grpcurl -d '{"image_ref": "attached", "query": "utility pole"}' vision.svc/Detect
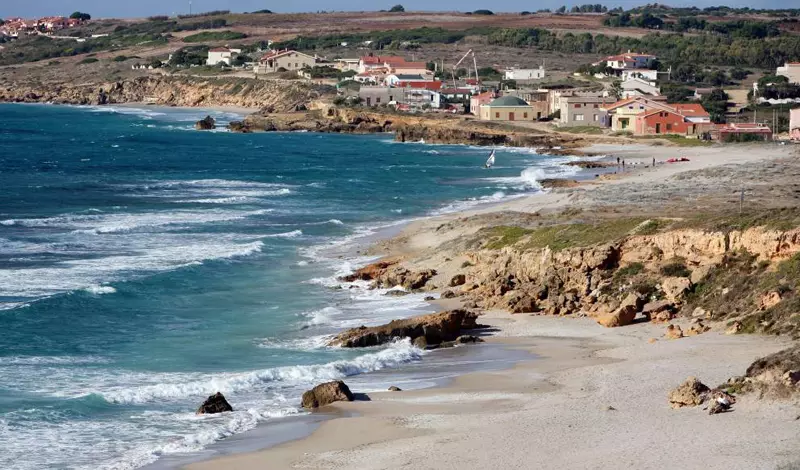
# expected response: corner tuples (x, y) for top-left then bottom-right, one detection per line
(189, 1), (192, 15)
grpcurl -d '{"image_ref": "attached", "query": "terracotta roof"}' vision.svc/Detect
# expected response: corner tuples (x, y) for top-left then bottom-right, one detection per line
(209, 47), (231, 53)
(674, 104), (710, 118)
(392, 62), (427, 69)
(397, 81), (442, 91)
(361, 55), (410, 65)
(440, 88), (472, 94)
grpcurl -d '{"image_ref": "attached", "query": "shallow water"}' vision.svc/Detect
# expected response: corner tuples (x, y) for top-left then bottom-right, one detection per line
(0, 103), (580, 469)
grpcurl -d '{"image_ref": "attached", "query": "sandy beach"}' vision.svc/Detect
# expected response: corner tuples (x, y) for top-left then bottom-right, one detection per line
(187, 141), (800, 470)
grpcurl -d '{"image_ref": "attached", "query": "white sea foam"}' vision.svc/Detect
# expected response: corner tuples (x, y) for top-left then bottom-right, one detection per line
(97, 339), (423, 405)
(264, 230), (303, 239)
(3, 208), (272, 233)
(0, 355), (111, 366)
(83, 285), (117, 295)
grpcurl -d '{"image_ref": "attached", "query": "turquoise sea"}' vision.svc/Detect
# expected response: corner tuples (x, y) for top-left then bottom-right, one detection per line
(0, 103), (584, 469)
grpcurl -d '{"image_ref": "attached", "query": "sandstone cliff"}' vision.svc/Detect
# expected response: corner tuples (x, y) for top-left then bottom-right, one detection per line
(0, 76), (334, 112)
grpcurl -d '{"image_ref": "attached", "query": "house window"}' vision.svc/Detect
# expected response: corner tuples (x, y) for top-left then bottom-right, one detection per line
(666, 123), (672, 131)
(376, 97), (381, 104)
(575, 114), (585, 121)
(524, 112), (528, 118)
(593, 114), (598, 121)
(495, 112), (500, 118)
(628, 105), (634, 109)
(593, 104), (599, 108)
(574, 104), (582, 108)
(389, 95), (393, 101)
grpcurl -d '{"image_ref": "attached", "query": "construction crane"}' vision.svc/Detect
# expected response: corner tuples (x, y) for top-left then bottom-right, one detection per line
(451, 49), (480, 90)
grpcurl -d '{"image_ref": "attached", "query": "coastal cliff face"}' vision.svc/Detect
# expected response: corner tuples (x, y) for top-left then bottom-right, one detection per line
(241, 107), (582, 148)
(0, 76), (333, 112)
(367, 220), (800, 339)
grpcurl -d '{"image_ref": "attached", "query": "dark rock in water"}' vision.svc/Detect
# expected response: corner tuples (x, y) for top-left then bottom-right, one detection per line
(195, 115), (216, 130)
(424, 296), (436, 301)
(301, 380), (354, 409)
(384, 290), (410, 297)
(328, 309), (481, 348)
(227, 120), (252, 133)
(196, 392), (233, 415)
(388, 386), (402, 392)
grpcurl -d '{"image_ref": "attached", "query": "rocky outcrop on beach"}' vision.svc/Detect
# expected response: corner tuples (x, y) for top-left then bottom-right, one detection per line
(196, 392), (233, 414)
(338, 258), (436, 291)
(720, 346), (800, 399)
(328, 309), (481, 348)
(668, 377), (711, 408)
(301, 381), (354, 409)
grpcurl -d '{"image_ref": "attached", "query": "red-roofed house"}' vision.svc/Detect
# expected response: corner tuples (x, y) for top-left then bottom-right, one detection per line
(359, 55), (430, 76)
(594, 51), (657, 80)
(718, 123), (773, 142)
(604, 97), (711, 136)
(396, 80), (443, 91)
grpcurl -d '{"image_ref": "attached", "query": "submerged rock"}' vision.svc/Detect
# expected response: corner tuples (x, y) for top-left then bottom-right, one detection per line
(196, 392), (233, 414)
(301, 380), (354, 409)
(388, 386), (402, 392)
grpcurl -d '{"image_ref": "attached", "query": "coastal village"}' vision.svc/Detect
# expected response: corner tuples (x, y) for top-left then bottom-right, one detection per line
(3, 5), (800, 470)
(1, 7), (800, 142)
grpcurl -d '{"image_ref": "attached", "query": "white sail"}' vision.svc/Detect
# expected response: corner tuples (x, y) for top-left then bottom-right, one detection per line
(485, 150), (496, 168)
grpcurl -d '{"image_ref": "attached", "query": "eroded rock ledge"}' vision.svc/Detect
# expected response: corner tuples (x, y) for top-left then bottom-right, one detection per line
(328, 309), (483, 349)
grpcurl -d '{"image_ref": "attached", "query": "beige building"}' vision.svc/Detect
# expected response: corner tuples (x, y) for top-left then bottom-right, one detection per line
(479, 96), (537, 122)
(256, 50), (319, 74)
(777, 62), (800, 84)
(558, 96), (613, 127)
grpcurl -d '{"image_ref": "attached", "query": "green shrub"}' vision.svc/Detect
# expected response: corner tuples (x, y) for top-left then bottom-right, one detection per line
(660, 260), (691, 278)
(113, 55), (128, 62)
(182, 30), (246, 43)
(78, 57), (99, 64)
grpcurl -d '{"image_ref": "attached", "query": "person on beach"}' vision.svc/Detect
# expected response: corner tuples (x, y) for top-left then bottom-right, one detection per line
(652, 157), (656, 167)
(622, 159), (625, 171)
(617, 156), (620, 167)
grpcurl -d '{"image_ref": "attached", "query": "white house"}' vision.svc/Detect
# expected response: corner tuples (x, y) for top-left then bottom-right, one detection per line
(504, 66), (546, 81)
(207, 47), (242, 66)
(620, 77), (661, 98)
(384, 74), (434, 86)
(777, 62), (800, 85)
(620, 69), (658, 81)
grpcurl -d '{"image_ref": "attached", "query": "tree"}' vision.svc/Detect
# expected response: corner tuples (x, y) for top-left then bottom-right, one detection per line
(701, 88), (729, 123)
(730, 68), (750, 80)
(232, 55), (252, 67)
(556, 6), (567, 13)
(148, 58), (163, 68)
(70, 11), (91, 21)
(389, 4), (405, 12)
(610, 79), (623, 99)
